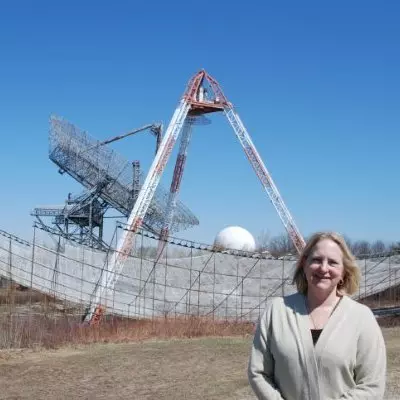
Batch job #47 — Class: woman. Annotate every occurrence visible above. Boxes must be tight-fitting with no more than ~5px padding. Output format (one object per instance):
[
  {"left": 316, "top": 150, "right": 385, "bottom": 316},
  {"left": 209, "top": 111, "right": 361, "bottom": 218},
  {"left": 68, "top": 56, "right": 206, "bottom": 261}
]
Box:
[{"left": 248, "top": 232, "right": 387, "bottom": 400}]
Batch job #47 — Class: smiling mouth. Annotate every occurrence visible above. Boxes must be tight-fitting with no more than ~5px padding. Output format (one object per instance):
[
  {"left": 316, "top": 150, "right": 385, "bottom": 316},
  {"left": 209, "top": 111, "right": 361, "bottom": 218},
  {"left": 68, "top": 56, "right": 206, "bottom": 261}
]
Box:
[{"left": 313, "top": 275, "right": 330, "bottom": 280}]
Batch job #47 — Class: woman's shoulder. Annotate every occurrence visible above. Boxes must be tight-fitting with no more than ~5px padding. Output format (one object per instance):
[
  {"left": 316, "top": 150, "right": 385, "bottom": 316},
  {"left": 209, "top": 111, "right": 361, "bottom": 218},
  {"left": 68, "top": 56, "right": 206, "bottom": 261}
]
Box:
[
  {"left": 264, "top": 292, "right": 304, "bottom": 314},
  {"left": 343, "top": 296, "right": 375, "bottom": 315},
  {"left": 343, "top": 296, "right": 379, "bottom": 324}
]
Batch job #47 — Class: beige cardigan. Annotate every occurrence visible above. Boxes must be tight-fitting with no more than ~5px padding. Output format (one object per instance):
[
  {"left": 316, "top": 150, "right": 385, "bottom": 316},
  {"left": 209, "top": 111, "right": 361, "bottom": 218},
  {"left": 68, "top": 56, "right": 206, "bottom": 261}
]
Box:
[{"left": 248, "top": 293, "right": 386, "bottom": 400}]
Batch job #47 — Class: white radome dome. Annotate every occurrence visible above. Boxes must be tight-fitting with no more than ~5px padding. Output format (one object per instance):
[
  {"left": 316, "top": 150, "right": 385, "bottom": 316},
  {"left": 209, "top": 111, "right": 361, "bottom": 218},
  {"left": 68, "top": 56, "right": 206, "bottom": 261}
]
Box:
[{"left": 214, "top": 226, "right": 256, "bottom": 252}]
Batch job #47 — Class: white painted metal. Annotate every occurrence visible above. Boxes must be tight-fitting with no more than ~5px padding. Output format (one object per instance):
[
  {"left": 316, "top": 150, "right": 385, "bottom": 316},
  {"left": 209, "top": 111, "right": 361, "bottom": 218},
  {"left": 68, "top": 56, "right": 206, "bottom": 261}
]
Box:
[
  {"left": 157, "top": 119, "right": 194, "bottom": 255},
  {"left": 85, "top": 71, "right": 306, "bottom": 322},
  {"left": 85, "top": 99, "right": 190, "bottom": 322},
  {"left": 224, "top": 106, "right": 306, "bottom": 254}
]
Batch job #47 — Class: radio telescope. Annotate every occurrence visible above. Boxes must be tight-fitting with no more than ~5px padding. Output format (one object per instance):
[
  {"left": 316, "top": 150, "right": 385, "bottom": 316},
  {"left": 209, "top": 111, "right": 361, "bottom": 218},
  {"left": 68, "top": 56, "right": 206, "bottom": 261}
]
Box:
[{"left": 31, "top": 115, "right": 199, "bottom": 249}]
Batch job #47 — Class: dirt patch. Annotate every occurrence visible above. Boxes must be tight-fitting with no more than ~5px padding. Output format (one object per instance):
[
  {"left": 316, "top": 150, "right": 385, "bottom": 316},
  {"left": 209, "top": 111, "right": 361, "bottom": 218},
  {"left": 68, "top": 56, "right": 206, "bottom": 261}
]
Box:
[
  {"left": 0, "top": 338, "right": 253, "bottom": 400},
  {"left": 382, "top": 328, "right": 400, "bottom": 399},
  {"left": 0, "top": 328, "right": 398, "bottom": 400}
]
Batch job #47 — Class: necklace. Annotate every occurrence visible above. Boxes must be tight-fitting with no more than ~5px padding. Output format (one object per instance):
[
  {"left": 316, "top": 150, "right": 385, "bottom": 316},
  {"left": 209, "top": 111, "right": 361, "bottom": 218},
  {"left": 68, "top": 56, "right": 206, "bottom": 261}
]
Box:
[
  {"left": 306, "top": 296, "right": 342, "bottom": 329},
  {"left": 308, "top": 311, "right": 319, "bottom": 330}
]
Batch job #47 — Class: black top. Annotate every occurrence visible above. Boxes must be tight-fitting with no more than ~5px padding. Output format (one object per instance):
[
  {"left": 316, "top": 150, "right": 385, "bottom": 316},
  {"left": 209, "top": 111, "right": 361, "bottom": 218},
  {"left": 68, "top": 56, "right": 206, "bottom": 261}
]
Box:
[{"left": 311, "top": 329, "right": 323, "bottom": 345}]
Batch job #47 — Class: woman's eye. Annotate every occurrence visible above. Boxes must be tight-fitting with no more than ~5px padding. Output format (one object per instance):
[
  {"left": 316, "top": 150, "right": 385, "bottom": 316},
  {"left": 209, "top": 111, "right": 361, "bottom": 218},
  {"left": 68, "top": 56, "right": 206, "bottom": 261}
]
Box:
[{"left": 329, "top": 260, "right": 339, "bottom": 266}]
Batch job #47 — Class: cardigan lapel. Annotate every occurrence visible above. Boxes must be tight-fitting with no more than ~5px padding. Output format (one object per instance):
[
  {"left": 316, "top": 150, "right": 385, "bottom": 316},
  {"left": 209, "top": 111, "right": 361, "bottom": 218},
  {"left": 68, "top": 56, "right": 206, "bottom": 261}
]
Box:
[
  {"left": 293, "top": 293, "right": 321, "bottom": 400},
  {"left": 286, "top": 293, "right": 350, "bottom": 400},
  {"left": 314, "top": 295, "right": 349, "bottom": 355}
]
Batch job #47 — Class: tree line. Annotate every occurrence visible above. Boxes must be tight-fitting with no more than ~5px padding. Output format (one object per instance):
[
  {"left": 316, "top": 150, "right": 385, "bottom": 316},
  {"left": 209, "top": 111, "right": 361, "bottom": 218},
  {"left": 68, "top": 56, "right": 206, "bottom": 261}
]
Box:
[{"left": 256, "top": 231, "right": 400, "bottom": 258}]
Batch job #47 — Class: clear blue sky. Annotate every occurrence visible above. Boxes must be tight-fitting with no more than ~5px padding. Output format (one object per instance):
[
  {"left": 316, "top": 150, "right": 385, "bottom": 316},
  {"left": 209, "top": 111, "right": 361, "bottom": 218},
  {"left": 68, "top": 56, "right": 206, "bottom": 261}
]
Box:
[{"left": 0, "top": 1, "right": 399, "bottom": 245}]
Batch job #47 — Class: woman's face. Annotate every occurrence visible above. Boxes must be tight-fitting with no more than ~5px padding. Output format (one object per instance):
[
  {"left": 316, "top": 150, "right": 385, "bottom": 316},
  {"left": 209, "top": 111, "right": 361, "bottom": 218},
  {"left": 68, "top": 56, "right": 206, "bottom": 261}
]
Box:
[{"left": 303, "top": 239, "right": 345, "bottom": 294}]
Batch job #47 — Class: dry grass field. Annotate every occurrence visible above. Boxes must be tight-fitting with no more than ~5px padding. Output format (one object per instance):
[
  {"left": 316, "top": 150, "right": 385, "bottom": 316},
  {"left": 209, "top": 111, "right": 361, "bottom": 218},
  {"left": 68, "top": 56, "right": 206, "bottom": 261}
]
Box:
[
  {"left": 0, "top": 338, "right": 252, "bottom": 400},
  {"left": 0, "top": 328, "right": 398, "bottom": 400},
  {"left": 0, "top": 287, "right": 398, "bottom": 399},
  {"left": 383, "top": 327, "right": 400, "bottom": 400}
]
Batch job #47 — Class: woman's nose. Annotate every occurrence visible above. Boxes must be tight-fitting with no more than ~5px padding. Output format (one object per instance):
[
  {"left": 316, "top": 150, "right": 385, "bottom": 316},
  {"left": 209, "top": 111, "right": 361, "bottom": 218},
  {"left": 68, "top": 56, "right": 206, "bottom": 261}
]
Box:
[{"left": 319, "top": 260, "right": 329, "bottom": 271}]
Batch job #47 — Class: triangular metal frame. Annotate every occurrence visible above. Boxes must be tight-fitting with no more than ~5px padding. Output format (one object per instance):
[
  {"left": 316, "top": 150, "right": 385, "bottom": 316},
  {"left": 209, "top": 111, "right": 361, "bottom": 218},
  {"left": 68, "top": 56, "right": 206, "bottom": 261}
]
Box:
[{"left": 85, "top": 69, "right": 305, "bottom": 323}]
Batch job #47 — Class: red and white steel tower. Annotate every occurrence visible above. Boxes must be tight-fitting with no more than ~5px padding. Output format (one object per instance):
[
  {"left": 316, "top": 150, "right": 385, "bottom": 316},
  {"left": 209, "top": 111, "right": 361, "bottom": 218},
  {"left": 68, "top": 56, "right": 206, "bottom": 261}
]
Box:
[{"left": 85, "top": 70, "right": 305, "bottom": 324}]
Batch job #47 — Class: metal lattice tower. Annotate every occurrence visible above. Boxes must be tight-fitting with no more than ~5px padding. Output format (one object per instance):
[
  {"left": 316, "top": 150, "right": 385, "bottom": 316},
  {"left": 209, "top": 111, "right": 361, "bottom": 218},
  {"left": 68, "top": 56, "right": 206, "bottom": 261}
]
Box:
[
  {"left": 47, "top": 116, "right": 199, "bottom": 237},
  {"left": 32, "top": 186, "right": 109, "bottom": 250},
  {"left": 85, "top": 69, "right": 305, "bottom": 324}
]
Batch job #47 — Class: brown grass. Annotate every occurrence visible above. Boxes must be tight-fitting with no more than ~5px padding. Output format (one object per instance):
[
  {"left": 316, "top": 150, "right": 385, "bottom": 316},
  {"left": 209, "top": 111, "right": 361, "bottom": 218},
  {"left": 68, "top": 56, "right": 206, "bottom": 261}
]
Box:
[
  {"left": 0, "top": 287, "right": 398, "bottom": 399},
  {"left": 382, "top": 328, "right": 400, "bottom": 399},
  {"left": 0, "top": 313, "right": 253, "bottom": 350},
  {"left": 377, "top": 315, "right": 400, "bottom": 327},
  {"left": 0, "top": 286, "right": 399, "bottom": 350},
  {"left": 0, "top": 329, "right": 398, "bottom": 400},
  {"left": 0, "top": 338, "right": 253, "bottom": 400},
  {"left": 0, "top": 285, "right": 254, "bottom": 350},
  {"left": 0, "top": 287, "right": 55, "bottom": 305}
]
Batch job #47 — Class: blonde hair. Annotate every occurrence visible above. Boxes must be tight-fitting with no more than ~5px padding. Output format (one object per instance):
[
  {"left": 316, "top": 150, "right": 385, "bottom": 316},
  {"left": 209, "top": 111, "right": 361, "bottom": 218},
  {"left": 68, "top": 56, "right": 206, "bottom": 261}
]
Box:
[{"left": 292, "top": 232, "right": 360, "bottom": 295}]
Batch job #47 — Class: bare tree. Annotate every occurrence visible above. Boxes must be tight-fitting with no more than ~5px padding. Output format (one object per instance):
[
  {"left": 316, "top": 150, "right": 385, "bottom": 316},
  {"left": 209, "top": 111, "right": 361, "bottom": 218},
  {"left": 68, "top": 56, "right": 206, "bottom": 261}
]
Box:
[
  {"left": 388, "top": 242, "right": 400, "bottom": 253},
  {"left": 371, "top": 240, "right": 386, "bottom": 255},
  {"left": 268, "top": 233, "right": 296, "bottom": 257},
  {"left": 256, "top": 230, "right": 270, "bottom": 252},
  {"left": 351, "top": 240, "right": 371, "bottom": 257}
]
